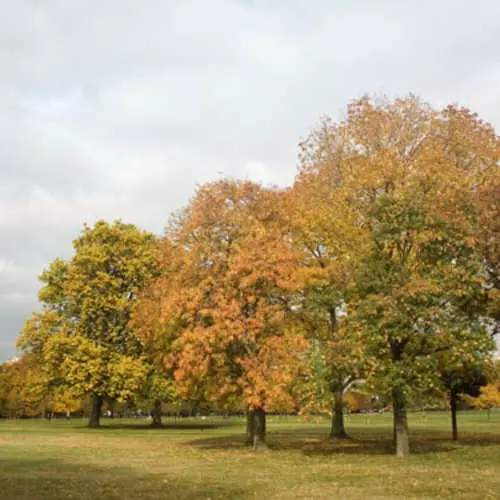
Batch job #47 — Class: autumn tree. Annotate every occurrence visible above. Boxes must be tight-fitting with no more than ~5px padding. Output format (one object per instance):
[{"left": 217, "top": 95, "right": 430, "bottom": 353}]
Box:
[
  {"left": 471, "top": 382, "right": 500, "bottom": 419},
  {"left": 440, "top": 363, "right": 486, "bottom": 441},
  {"left": 471, "top": 359, "right": 500, "bottom": 420},
  {"left": 477, "top": 179, "right": 500, "bottom": 334},
  {"left": 0, "top": 355, "right": 82, "bottom": 420},
  {"left": 291, "top": 141, "right": 371, "bottom": 440},
  {"left": 51, "top": 388, "right": 82, "bottom": 417},
  {"left": 18, "top": 220, "right": 159, "bottom": 427},
  {"left": 144, "top": 180, "right": 306, "bottom": 449},
  {"left": 293, "top": 328, "right": 368, "bottom": 439},
  {"left": 0, "top": 355, "right": 53, "bottom": 418},
  {"left": 131, "top": 238, "right": 187, "bottom": 426},
  {"left": 435, "top": 327, "right": 492, "bottom": 441},
  {"left": 296, "top": 96, "right": 499, "bottom": 456},
  {"left": 0, "top": 362, "right": 10, "bottom": 416}
]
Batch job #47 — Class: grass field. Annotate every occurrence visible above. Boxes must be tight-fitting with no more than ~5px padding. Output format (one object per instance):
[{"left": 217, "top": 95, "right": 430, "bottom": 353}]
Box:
[{"left": 1, "top": 411, "right": 500, "bottom": 499}]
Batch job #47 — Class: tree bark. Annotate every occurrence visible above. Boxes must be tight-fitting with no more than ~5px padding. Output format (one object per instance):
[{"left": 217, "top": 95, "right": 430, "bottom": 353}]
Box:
[
  {"left": 150, "top": 399, "right": 163, "bottom": 427},
  {"left": 252, "top": 407, "right": 267, "bottom": 450},
  {"left": 88, "top": 394, "right": 103, "bottom": 428},
  {"left": 330, "top": 390, "right": 349, "bottom": 439},
  {"left": 450, "top": 391, "right": 458, "bottom": 441},
  {"left": 392, "top": 386, "right": 409, "bottom": 457}
]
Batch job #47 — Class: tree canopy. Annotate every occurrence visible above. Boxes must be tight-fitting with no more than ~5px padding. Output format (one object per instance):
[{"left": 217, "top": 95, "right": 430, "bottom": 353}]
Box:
[{"left": 17, "top": 220, "right": 159, "bottom": 427}]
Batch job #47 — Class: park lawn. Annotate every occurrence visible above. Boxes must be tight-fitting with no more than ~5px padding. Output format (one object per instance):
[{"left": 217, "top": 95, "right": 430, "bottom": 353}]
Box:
[{"left": 1, "top": 411, "right": 500, "bottom": 499}]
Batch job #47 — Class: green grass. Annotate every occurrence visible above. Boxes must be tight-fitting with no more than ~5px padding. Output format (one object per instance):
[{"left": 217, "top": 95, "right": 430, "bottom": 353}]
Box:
[{"left": 1, "top": 411, "right": 500, "bottom": 499}]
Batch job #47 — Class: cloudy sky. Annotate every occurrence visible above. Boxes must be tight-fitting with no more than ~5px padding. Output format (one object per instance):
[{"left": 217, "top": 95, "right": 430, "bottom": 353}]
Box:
[{"left": 1, "top": 0, "right": 500, "bottom": 360}]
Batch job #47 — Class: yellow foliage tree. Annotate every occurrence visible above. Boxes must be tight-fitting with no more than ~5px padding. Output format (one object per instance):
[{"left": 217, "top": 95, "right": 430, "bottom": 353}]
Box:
[
  {"left": 471, "top": 383, "right": 500, "bottom": 420},
  {"left": 18, "top": 220, "right": 159, "bottom": 427}
]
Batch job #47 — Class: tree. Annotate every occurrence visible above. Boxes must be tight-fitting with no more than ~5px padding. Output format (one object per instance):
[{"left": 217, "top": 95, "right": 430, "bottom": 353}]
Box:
[
  {"left": 477, "top": 179, "right": 500, "bottom": 334},
  {"left": 18, "top": 220, "right": 159, "bottom": 427},
  {"left": 438, "top": 357, "right": 488, "bottom": 440},
  {"left": 51, "top": 388, "right": 82, "bottom": 417},
  {"left": 471, "top": 383, "right": 500, "bottom": 419},
  {"left": 0, "top": 362, "right": 10, "bottom": 417},
  {"left": 295, "top": 96, "right": 499, "bottom": 456},
  {"left": 434, "top": 318, "right": 492, "bottom": 441},
  {"left": 145, "top": 180, "right": 307, "bottom": 449},
  {"left": 291, "top": 161, "right": 370, "bottom": 440},
  {"left": 0, "top": 356, "right": 52, "bottom": 418},
  {"left": 294, "top": 331, "right": 369, "bottom": 439},
  {"left": 132, "top": 238, "right": 185, "bottom": 427}
]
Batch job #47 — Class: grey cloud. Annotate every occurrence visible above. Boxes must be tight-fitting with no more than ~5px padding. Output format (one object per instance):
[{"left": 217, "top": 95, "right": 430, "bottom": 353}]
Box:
[{"left": 1, "top": 0, "right": 500, "bottom": 359}]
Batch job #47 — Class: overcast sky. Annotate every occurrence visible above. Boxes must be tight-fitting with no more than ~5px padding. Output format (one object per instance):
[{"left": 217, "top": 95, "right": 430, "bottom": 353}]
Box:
[{"left": 1, "top": 0, "right": 500, "bottom": 361}]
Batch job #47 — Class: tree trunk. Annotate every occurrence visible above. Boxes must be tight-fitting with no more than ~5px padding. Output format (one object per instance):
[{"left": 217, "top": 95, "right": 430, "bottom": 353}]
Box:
[
  {"left": 88, "top": 394, "right": 103, "bottom": 428},
  {"left": 392, "top": 386, "right": 409, "bottom": 457},
  {"left": 150, "top": 399, "right": 163, "bottom": 427},
  {"left": 450, "top": 391, "right": 458, "bottom": 441},
  {"left": 330, "top": 390, "right": 349, "bottom": 439},
  {"left": 246, "top": 409, "right": 255, "bottom": 445},
  {"left": 252, "top": 407, "right": 267, "bottom": 450}
]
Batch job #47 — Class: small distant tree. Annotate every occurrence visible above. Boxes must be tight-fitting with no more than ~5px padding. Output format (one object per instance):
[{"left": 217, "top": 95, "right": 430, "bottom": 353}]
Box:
[
  {"left": 51, "top": 388, "right": 82, "bottom": 417},
  {"left": 0, "top": 356, "right": 51, "bottom": 418},
  {"left": 294, "top": 326, "right": 369, "bottom": 439},
  {"left": 139, "top": 374, "right": 178, "bottom": 427},
  {"left": 471, "top": 383, "right": 500, "bottom": 419},
  {"left": 439, "top": 363, "right": 488, "bottom": 440}
]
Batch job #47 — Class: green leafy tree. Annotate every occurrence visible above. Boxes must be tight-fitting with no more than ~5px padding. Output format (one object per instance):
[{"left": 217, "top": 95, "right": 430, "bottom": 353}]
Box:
[
  {"left": 290, "top": 157, "right": 371, "bottom": 440},
  {"left": 437, "top": 352, "right": 488, "bottom": 440},
  {"left": 296, "top": 95, "right": 498, "bottom": 456}
]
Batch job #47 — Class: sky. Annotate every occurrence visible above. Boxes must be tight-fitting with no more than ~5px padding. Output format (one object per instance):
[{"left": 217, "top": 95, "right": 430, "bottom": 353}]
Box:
[{"left": 1, "top": 0, "right": 500, "bottom": 361}]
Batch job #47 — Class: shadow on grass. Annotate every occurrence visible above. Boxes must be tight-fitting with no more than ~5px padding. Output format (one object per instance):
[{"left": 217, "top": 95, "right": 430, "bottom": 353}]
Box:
[
  {"left": 0, "top": 457, "right": 246, "bottom": 500},
  {"left": 89, "top": 421, "right": 240, "bottom": 431},
  {"left": 454, "top": 433, "right": 500, "bottom": 447},
  {"left": 186, "top": 426, "right": 500, "bottom": 456}
]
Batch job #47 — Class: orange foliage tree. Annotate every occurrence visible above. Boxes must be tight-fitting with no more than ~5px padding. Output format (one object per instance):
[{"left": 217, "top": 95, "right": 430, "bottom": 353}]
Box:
[
  {"left": 132, "top": 239, "right": 185, "bottom": 426},
  {"left": 136, "top": 180, "right": 307, "bottom": 448}
]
